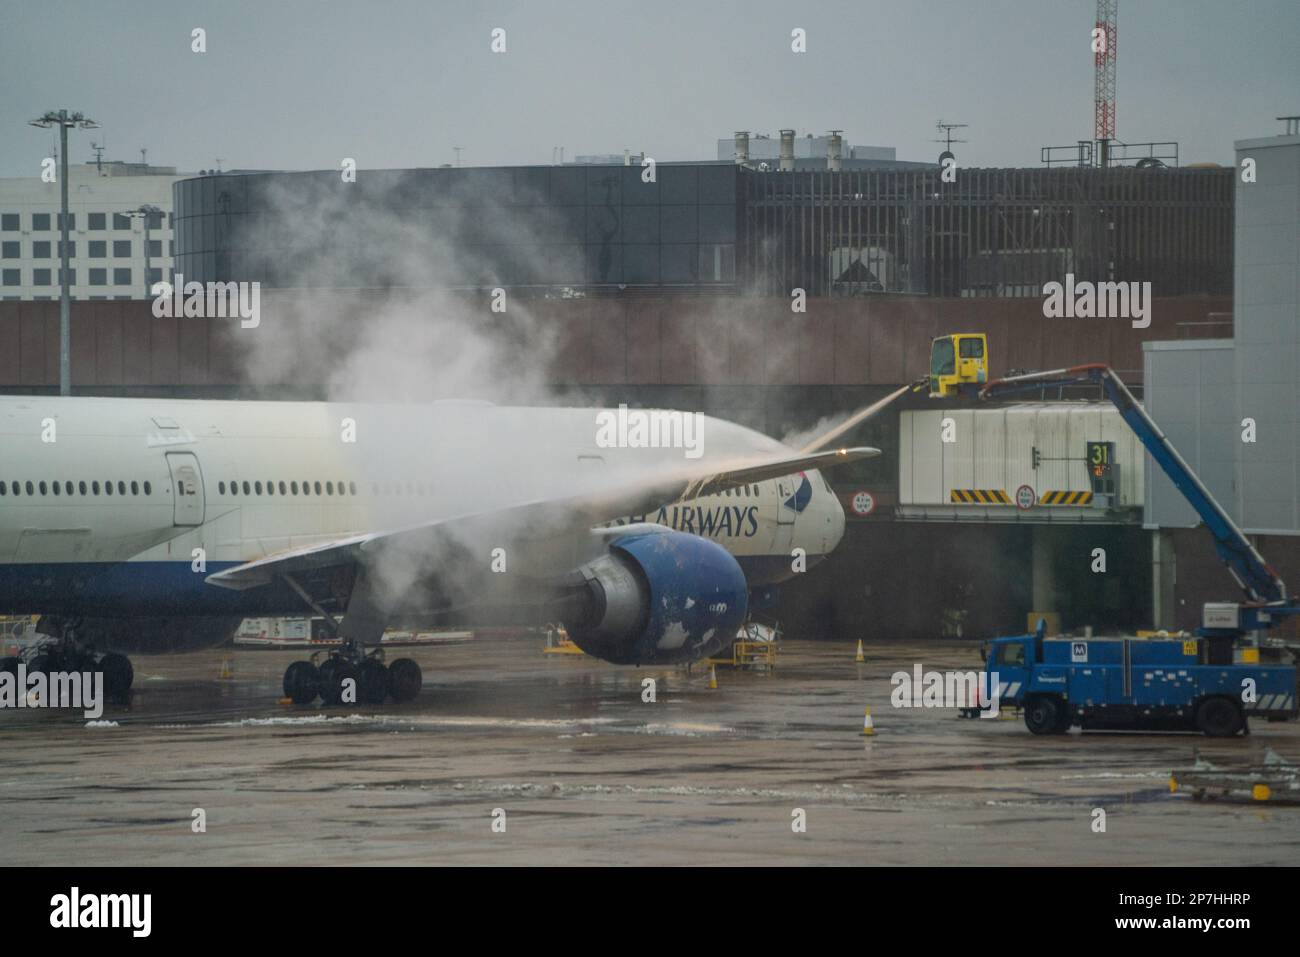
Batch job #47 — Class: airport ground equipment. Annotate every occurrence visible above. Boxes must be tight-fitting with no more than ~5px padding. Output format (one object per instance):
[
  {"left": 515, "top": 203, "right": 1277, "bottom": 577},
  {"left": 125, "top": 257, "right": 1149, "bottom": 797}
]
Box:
[
  {"left": 980, "top": 364, "right": 1299, "bottom": 636},
  {"left": 1170, "top": 752, "right": 1300, "bottom": 804},
  {"left": 927, "top": 333, "right": 988, "bottom": 398},
  {"left": 972, "top": 363, "right": 1300, "bottom": 735},
  {"left": 707, "top": 621, "right": 779, "bottom": 670},
  {"left": 983, "top": 621, "right": 1296, "bottom": 735}
]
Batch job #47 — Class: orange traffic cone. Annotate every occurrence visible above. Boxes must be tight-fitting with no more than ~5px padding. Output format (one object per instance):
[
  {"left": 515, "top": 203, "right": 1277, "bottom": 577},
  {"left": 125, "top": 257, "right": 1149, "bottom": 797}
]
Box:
[
  {"left": 855, "top": 640, "right": 865, "bottom": 663},
  {"left": 708, "top": 665, "right": 718, "bottom": 690}
]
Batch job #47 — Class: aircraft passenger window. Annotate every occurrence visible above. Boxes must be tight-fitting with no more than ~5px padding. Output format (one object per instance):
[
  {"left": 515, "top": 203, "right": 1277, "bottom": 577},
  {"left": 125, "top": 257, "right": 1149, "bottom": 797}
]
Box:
[
  {"left": 266, "top": 481, "right": 274, "bottom": 496},
  {"left": 0, "top": 483, "right": 5, "bottom": 496},
  {"left": 131, "top": 481, "right": 139, "bottom": 495},
  {"left": 314, "top": 481, "right": 322, "bottom": 495},
  {"left": 291, "top": 481, "right": 299, "bottom": 495},
  {"left": 326, "top": 481, "right": 334, "bottom": 495},
  {"left": 79, "top": 481, "right": 86, "bottom": 495},
  {"left": 65, "top": 481, "right": 72, "bottom": 495},
  {"left": 219, "top": 482, "right": 226, "bottom": 494},
  {"left": 39, "top": 481, "right": 47, "bottom": 495},
  {"left": 339, "top": 479, "right": 346, "bottom": 495},
  {"left": 106, "top": 482, "right": 113, "bottom": 496},
  {"left": 26, "top": 481, "right": 34, "bottom": 495},
  {"left": 52, "top": 481, "right": 60, "bottom": 496},
  {"left": 349, "top": 481, "right": 357, "bottom": 496},
  {"left": 254, "top": 481, "right": 262, "bottom": 495},
  {"left": 10, "top": 481, "right": 18, "bottom": 495},
  {"left": 279, "top": 481, "right": 287, "bottom": 495},
  {"left": 143, "top": 481, "right": 151, "bottom": 495},
  {"left": 118, "top": 482, "right": 125, "bottom": 495},
  {"left": 242, "top": 481, "right": 251, "bottom": 495},
  {"left": 92, "top": 481, "right": 100, "bottom": 495}
]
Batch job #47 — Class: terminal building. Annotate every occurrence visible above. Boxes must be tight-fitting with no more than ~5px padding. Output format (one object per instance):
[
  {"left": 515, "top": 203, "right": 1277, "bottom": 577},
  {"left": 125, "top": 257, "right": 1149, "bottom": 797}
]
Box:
[
  {"left": 0, "top": 159, "right": 186, "bottom": 301},
  {"left": 3, "top": 128, "right": 1292, "bottom": 644}
]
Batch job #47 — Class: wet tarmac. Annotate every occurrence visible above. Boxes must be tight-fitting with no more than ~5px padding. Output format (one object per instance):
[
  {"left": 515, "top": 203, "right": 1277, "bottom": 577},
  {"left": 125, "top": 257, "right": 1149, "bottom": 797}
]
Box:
[{"left": 1, "top": 637, "right": 1297, "bottom": 865}]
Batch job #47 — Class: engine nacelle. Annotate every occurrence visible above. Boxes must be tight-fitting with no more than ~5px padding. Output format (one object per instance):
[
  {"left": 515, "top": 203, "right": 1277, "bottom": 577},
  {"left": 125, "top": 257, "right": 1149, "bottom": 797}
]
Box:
[{"left": 564, "top": 530, "right": 748, "bottom": 665}]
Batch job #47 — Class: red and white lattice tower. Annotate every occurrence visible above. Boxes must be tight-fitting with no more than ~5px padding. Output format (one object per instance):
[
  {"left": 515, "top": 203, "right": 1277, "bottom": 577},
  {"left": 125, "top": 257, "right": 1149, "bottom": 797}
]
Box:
[{"left": 1094, "top": 0, "right": 1118, "bottom": 164}]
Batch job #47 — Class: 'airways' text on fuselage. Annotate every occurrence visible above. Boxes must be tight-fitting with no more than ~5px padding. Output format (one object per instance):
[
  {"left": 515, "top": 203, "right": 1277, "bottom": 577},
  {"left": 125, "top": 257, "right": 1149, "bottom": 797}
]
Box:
[{"left": 612, "top": 504, "right": 760, "bottom": 538}]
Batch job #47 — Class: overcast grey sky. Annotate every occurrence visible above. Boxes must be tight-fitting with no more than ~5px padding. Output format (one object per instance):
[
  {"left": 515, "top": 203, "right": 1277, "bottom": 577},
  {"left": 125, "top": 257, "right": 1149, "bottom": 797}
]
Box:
[{"left": 1, "top": 0, "right": 1296, "bottom": 176}]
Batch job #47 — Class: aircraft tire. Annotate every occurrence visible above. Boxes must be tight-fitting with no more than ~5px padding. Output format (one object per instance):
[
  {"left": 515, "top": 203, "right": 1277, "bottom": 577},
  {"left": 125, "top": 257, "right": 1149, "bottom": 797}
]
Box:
[
  {"left": 283, "top": 660, "right": 320, "bottom": 705},
  {"left": 357, "top": 659, "right": 389, "bottom": 705},
  {"left": 387, "top": 658, "right": 422, "bottom": 703},
  {"left": 99, "top": 652, "right": 134, "bottom": 700},
  {"left": 318, "top": 658, "right": 356, "bottom": 707}
]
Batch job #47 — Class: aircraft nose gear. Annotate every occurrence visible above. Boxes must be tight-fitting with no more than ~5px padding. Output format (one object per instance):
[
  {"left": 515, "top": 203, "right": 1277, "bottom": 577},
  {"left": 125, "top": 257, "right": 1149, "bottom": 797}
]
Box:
[{"left": 281, "top": 642, "right": 423, "bottom": 706}]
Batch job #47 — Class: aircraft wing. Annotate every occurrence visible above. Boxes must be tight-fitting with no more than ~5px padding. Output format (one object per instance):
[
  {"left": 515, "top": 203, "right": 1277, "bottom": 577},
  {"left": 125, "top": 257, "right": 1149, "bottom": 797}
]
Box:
[{"left": 205, "top": 444, "right": 879, "bottom": 590}]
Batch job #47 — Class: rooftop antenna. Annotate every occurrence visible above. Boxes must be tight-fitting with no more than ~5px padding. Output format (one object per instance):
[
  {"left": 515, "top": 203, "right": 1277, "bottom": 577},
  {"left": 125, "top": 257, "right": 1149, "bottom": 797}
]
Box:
[
  {"left": 89, "top": 140, "right": 105, "bottom": 174},
  {"left": 933, "top": 121, "right": 968, "bottom": 152},
  {"left": 933, "top": 121, "right": 968, "bottom": 165},
  {"left": 139, "top": 147, "right": 147, "bottom": 167}
]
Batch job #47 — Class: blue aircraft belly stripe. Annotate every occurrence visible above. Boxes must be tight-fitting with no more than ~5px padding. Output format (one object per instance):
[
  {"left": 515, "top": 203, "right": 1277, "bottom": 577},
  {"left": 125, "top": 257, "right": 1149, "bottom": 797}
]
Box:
[
  {"left": 0, "top": 552, "right": 816, "bottom": 616},
  {"left": 0, "top": 561, "right": 283, "bottom": 616}
]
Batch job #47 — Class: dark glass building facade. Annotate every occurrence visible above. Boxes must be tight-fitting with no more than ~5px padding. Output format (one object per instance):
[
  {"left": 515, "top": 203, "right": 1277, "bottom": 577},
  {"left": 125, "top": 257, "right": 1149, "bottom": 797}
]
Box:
[
  {"left": 174, "top": 163, "right": 1233, "bottom": 298},
  {"left": 173, "top": 164, "right": 739, "bottom": 292}
]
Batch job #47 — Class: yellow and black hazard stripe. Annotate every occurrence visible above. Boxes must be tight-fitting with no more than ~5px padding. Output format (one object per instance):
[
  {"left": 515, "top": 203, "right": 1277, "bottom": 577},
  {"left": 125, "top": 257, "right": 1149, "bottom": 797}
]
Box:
[
  {"left": 1039, "top": 490, "right": 1093, "bottom": 505},
  {"left": 949, "top": 489, "right": 1011, "bottom": 504}
]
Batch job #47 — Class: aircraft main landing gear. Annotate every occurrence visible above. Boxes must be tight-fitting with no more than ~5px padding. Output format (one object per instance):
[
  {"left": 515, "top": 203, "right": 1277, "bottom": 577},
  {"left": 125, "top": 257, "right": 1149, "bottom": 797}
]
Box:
[
  {"left": 0, "top": 620, "right": 135, "bottom": 704},
  {"left": 281, "top": 642, "right": 422, "bottom": 707}
]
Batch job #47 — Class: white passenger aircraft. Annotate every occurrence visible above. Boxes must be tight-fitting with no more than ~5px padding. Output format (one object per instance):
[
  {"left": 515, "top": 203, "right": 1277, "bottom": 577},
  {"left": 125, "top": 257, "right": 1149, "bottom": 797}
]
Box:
[{"left": 0, "top": 396, "right": 874, "bottom": 705}]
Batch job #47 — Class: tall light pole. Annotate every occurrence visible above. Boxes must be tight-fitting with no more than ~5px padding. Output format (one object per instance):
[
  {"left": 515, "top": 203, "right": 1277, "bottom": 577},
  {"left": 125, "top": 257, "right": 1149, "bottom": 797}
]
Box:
[
  {"left": 29, "top": 109, "right": 99, "bottom": 396},
  {"left": 123, "top": 204, "right": 162, "bottom": 298}
]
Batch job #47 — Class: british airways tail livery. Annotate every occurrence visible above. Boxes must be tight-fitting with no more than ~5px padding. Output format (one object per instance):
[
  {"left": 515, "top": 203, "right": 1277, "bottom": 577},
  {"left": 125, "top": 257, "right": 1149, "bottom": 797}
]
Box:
[{"left": 0, "top": 396, "right": 874, "bottom": 705}]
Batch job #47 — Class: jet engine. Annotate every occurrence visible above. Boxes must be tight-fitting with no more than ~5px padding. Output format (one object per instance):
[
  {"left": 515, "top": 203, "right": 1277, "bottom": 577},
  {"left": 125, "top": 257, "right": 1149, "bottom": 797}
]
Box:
[{"left": 562, "top": 529, "right": 748, "bottom": 665}]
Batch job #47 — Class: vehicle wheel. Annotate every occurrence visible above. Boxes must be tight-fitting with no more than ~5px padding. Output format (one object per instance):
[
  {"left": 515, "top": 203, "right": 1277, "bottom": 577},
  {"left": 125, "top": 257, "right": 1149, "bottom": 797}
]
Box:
[
  {"left": 1024, "top": 695, "right": 1063, "bottom": 735},
  {"left": 282, "top": 661, "right": 320, "bottom": 705},
  {"left": 99, "top": 652, "right": 134, "bottom": 700},
  {"left": 387, "top": 658, "right": 422, "bottom": 703},
  {"left": 317, "top": 658, "right": 356, "bottom": 706},
  {"left": 1195, "top": 697, "right": 1244, "bottom": 737},
  {"left": 356, "top": 659, "right": 389, "bottom": 705}
]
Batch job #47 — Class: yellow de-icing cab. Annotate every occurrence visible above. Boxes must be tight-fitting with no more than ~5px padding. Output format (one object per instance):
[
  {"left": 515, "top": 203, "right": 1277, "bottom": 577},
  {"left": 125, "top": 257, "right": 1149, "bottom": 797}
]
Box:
[{"left": 928, "top": 333, "right": 988, "bottom": 398}]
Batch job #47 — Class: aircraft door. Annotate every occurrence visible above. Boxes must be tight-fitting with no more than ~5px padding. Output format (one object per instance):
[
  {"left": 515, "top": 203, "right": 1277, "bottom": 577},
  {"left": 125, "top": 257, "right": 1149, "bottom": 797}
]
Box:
[
  {"left": 166, "top": 452, "right": 206, "bottom": 526},
  {"left": 776, "top": 476, "right": 796, "bottom": 525}
]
